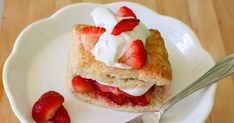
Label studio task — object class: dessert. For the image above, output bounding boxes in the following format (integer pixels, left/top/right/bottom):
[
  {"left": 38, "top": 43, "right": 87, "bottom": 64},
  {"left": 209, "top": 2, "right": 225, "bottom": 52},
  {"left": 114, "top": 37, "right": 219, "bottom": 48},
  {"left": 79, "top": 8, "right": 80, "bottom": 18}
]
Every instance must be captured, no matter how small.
[{"left": 66, "top": 6, "right": 172, "bottom": 112}]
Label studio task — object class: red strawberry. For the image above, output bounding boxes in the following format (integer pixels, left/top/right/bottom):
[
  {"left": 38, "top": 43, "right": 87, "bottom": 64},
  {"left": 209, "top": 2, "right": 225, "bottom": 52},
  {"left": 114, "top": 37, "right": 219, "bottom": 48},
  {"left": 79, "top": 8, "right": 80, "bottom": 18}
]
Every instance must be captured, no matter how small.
[
  {"left": 72, "top": 76, "right": 96, "bottom": 93},
  {"left": 94, "top": 82, "right": 121, "bottom": 95},
  {"left": 111, "top": 18, "right": 140, "bottom": 35},
  {"left": 95, "top": 83, "right": 138, "bottom": 98},
  {"left": 118, "top": 40, "right": 147, "bottom": 69},
  {"left": 130, "top": 94, "right": 149, "bottom": 106},
  {"left": 102, "top": 92, "right": 126, "bottom": 105},
  {"left": 32, "top": 91, "right": 64, "bottom": 123},
  {"left": 80, "top": 26, "right": 106, "bottom": 51},
  {"left": 94, "top": 82, "right": 126, "bottom": 105},
  {"left": 130, "top": 86, "right": 154, "bottom": 106},
  {"left": 116, "top": 6, "right": 137, "bottom": 18},
  {"left": 50, "top": 105, "right": 70, "bottom": 123}
]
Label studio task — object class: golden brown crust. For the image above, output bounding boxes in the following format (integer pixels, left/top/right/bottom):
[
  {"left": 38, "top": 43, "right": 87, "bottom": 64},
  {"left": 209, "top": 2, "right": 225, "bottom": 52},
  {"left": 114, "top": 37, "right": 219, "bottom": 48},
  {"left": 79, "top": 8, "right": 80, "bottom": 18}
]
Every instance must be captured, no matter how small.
[{"left": 67, "top": 24, "right": 172, "bottom": 89}]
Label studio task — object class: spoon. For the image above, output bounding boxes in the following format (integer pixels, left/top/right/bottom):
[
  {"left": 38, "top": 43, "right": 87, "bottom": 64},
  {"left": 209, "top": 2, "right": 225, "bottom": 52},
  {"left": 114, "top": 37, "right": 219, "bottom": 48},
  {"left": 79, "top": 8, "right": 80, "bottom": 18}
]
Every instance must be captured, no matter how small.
[{"left": 127, "top": 54, "right": 234, "bottom": 123}]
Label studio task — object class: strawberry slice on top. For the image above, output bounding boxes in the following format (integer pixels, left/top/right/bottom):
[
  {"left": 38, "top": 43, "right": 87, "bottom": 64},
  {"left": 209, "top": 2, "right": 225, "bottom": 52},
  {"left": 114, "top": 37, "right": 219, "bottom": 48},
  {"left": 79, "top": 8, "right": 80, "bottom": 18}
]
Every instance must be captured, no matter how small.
[
  {"left": 116, "top": 6, "right": 137, "bottom": 18},
  {"left": 80, "top": 26, "right": 106, "bottom": 51},
  {"left": 111, "top": 18, "right": 140, "bottom": 35},
  {"left": 118, "top": 39, "right": 147, "bottom": 69}
]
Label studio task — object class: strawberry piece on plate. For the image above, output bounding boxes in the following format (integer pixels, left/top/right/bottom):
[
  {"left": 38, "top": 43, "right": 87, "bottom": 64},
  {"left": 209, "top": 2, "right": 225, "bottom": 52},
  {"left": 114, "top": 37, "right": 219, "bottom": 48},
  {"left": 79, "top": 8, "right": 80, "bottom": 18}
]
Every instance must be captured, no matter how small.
[
  {"left": 111, "top": 18, "right": 140, "bottom": 35},
  {"left": 32, "top": 91, "right": 64, "bottom": 123},
  {"left": 72, "top": 76, "right": 96, "bottom": 93},
  {"left": 50, "top": 105, "right": 70, "bottom": 123},
  {"left": 116, "top": 6, "right": 137, "bottom": 18},
  {"left": 80, "top": 26, "right": 106, "bottom": 51},
  {"left": 118, "top": 40, "right": 147, "bottom": 69}
]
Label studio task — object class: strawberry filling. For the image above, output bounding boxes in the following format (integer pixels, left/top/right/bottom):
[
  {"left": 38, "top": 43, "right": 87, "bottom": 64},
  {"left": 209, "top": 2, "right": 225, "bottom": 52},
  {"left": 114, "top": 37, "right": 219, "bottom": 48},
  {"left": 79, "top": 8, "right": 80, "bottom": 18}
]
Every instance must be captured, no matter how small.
[{"left": 72, "top": 76, "right": 155, "bottom": 106}]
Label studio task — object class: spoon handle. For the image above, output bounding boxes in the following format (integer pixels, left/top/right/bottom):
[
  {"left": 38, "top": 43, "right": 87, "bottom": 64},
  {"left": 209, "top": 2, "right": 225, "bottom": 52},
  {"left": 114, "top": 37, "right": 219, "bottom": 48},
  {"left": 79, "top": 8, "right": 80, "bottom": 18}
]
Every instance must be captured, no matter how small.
[{"left": 160, "top": 54, "right": 234, "bottom": 116}]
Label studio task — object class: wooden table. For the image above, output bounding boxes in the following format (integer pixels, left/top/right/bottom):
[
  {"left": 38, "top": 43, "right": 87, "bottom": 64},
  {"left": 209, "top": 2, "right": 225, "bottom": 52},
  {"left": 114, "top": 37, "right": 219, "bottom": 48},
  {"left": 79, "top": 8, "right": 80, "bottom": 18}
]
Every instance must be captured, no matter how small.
[{"left": 0, "top": 0, "right": 233, "bottom": 122}]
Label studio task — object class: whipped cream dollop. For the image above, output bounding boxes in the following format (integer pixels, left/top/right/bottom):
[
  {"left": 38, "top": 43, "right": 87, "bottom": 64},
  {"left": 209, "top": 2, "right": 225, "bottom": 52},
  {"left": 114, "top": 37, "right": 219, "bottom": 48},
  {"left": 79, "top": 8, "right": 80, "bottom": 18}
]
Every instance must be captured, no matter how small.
[
  {"left": 96, "top": 80, "right": 154, "bottom": 96},
  {"left": 90, "top": 7, "right": 149, "bottom": 69}
]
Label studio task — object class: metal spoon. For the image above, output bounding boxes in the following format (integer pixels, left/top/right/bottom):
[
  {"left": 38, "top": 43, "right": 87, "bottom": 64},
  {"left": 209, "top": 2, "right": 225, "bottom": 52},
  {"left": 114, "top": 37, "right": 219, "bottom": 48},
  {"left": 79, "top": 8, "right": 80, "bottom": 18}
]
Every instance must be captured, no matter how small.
[{"left": 127, "top": 54, "right": 234, "bottom": 123}]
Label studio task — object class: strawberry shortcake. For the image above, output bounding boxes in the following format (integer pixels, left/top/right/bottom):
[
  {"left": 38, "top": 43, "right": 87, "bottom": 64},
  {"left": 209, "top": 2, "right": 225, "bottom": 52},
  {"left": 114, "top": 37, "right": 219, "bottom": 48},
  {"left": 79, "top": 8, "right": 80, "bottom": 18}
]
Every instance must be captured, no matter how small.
[{"left": 66, "top": 6, "right": 172, "bottom": 112}]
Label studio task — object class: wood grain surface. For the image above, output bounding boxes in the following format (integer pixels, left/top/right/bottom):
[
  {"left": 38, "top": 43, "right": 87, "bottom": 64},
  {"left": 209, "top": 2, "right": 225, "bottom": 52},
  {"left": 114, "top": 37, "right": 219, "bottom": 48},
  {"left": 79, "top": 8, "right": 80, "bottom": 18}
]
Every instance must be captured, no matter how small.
[{"left": 0, "top": 0, "right": 233, "bottom": 122}]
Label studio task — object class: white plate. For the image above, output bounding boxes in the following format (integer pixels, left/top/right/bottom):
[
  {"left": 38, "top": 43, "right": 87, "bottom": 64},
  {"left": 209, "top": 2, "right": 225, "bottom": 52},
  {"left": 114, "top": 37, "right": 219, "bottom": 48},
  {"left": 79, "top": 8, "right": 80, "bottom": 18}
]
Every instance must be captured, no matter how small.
[{"left": 3, "top": 2, "right": 216, "bottom": 123}]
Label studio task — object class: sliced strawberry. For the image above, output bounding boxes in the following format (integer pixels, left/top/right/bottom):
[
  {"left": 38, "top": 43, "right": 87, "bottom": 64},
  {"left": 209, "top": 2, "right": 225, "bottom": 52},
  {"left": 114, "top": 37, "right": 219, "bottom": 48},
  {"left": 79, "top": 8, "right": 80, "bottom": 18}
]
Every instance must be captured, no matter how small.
[
  {"left": 133, "top": 86, "right": 154, "bottom": 105},
  {"left": 32, "top": 91, "right": 64, "bottom": 123},
  {"left": 111, "top": 18, "right": 140, "bottom": 35},
  {"left": 116, "top": 6, "right": 137, "bottom": 18},
  {"left": 50, "top": 105, "right": 70, "bottom": 123},
  {"left": 94, "top": 82, "right": 126, "bottom": 105},
  {"left": 80, "top": 26, "right": 106, "bottom": 51},
  {"left": 94, "top": 82, "right": 121, "bottom": 95},
  {"left": 130, "top": 86, "right": 155, "bottom": 106},
  {"left": 130, "top": 94, "right": 149, "bottom": 106},
  {"left": 72, "top": 76, "right": 96, "bottom": 93},
  {"left": 118, "top": 40, "right": 147, "bottom": 69},
  {"left": 95, "top": 82, "right": 138, "bottom": 98},
  {"left": 102, "top": 92, "right": 126, "bottom": 105}
]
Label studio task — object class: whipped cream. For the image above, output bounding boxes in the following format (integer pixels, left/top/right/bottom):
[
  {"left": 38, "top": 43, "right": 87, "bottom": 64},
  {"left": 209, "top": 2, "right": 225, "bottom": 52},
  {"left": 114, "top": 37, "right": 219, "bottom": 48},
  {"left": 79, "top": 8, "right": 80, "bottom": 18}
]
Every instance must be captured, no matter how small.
[
  {"left": 90, "top": 7, "right": 149, "bottom": 69},
  {"left": 96, "top": 80, "right": 154, "bottom": 96}
]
